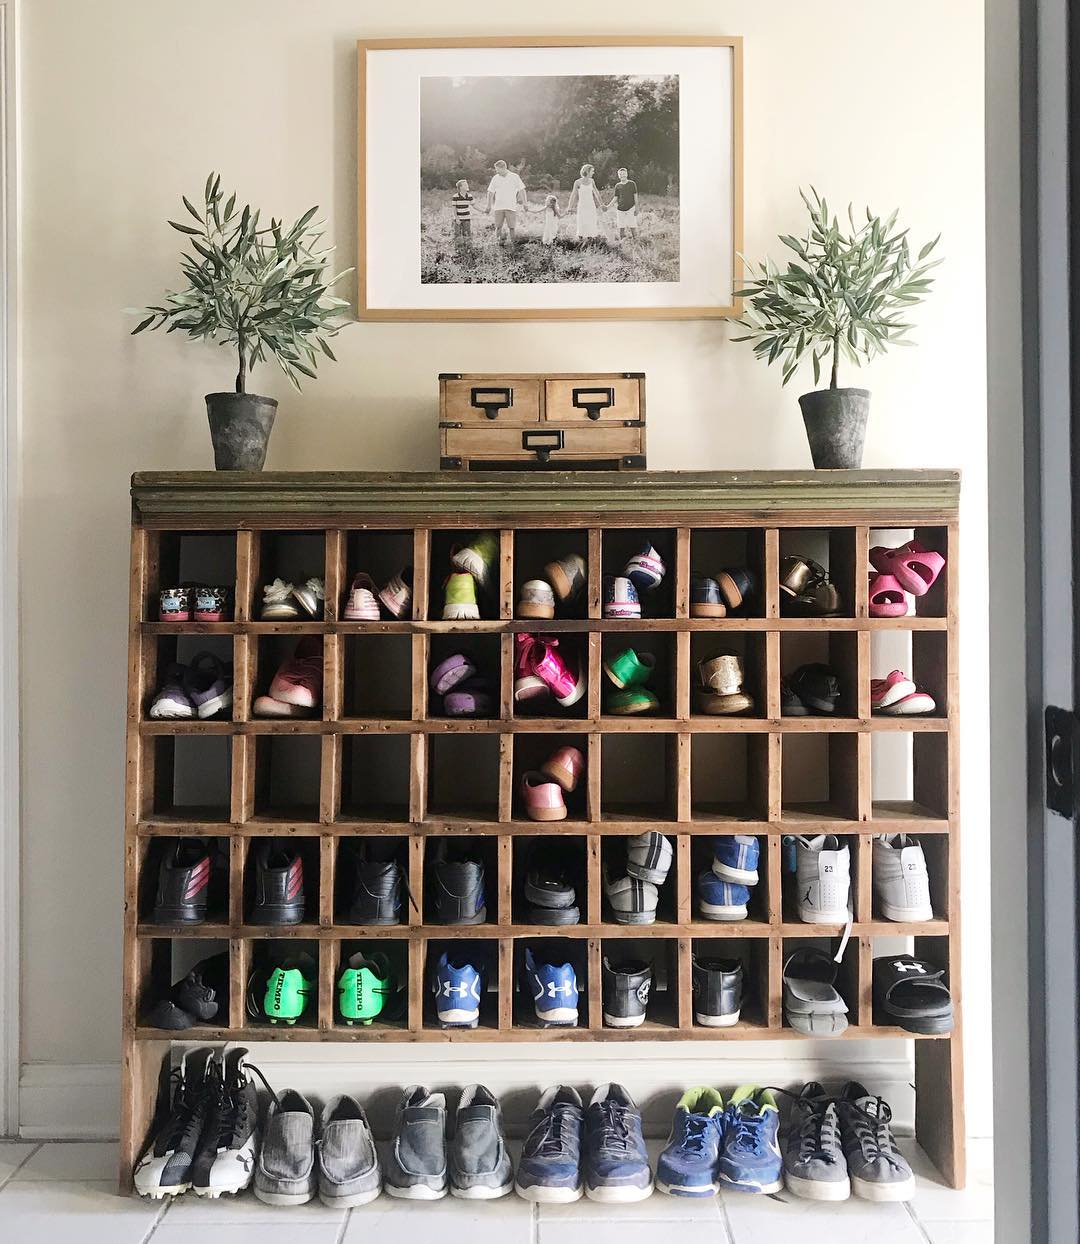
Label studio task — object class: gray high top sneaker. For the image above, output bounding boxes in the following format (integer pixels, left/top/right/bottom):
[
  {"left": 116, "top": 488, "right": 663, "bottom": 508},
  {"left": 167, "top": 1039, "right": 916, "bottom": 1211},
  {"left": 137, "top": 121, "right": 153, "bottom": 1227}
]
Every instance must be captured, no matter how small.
[
  {"left": 253, "top": 1088, "right": 317, "bottom": 1205},
  {"left": 449, "top": 1084, "right": 514, "bottom": 1199},
  {"left": 318, "top": 1094, "right": 382, "bottom": 1207},
  {"left": 385, "top": 1085, "right": 448, "bottom": 1199},
  {"left": 782, "top": 1082, "right": 850, "bottom": 1200}
]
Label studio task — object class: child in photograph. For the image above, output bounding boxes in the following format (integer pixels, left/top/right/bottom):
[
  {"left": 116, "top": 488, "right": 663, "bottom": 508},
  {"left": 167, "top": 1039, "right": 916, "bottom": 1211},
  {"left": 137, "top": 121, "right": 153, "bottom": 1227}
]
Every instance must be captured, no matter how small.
[
  {"left": 607, "top": 167, "right": 639, "bottom": 239},
  {"left": 540, "top": 194, "right": 562, "bottom": 245},
  {"left": 450, "top": 179, "right": 477, "bottom": 247}
]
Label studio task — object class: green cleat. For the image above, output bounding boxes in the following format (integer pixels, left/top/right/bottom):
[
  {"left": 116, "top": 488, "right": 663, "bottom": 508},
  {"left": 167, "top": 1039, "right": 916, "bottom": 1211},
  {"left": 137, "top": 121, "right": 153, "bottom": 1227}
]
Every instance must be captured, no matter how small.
[{"left": 337, "top": 951, "right": 393, "bottom": 1026}]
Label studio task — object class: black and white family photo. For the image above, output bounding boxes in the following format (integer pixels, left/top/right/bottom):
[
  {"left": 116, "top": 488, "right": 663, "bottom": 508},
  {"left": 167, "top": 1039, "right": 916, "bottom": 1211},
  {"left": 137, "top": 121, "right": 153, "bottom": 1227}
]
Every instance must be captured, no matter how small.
[{"left": 419, "top": 74, "right": 680, "bottom": 285}]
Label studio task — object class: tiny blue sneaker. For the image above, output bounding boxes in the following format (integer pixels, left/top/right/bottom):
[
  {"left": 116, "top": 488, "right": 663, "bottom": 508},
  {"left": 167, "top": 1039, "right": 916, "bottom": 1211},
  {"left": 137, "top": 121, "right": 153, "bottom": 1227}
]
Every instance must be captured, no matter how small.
[
  {"left": 718, "top": 1086, "right": 782, "bottom": 1194},
  {"left": 623, "top": 542, "right": 666, "bottom": 593},
  {"left": 432, "top": 953, "right": 482, "bottom": 1028},
  {"left": 525, "top": 948, "right": 579, "bottom": 1027},
  {"left": 583, "top": 1083, "right": 653, "bottom": 1202},
  {"left": 711, "top": 835, "right": 760, "bottom": 885},
  {"left": 602, "top": 575, "right": 642, "bottom": 620},
  {"left": 696, "top": 872, "right": 750, "bottom": 921},
  {"left": 515, "top": 1085, "right": 584, "bottom": 1203},
  {"left": 656, "top": 1087, "right": 725, "bottom": 1196}
]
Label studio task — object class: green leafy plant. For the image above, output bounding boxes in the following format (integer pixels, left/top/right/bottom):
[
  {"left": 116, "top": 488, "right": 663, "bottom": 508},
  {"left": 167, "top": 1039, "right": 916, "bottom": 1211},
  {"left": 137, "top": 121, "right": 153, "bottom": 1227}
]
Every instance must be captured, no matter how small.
[
  {"left": 731, "top": 188, "right": 941, "bottom": 389},
  {"left": 131, "top": 172, "right": 351, "bottom": 392}
]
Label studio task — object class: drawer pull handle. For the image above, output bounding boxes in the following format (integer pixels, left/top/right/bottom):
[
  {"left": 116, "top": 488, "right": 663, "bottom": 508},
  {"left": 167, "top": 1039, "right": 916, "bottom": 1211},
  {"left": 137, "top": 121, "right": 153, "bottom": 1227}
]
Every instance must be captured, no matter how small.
[
  {"left": 572, "top": 386, "right": 614, "bottom": 420},
  {"left": 522, "top": 429, "right": 564, "bottom": 463},
  {"left": 471, "top": 386, "right": 513, "bottom": 420}
]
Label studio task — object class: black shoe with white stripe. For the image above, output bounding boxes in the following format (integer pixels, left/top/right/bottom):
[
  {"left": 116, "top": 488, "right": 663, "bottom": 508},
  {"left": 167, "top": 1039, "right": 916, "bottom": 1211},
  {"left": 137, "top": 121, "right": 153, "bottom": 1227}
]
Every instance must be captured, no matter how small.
[
  {"left": 602, "top": 957, "right": 652, "bottom": 1028},
  {"left": 133, "top": 1047, "right": 217, "bottom": 1198}
]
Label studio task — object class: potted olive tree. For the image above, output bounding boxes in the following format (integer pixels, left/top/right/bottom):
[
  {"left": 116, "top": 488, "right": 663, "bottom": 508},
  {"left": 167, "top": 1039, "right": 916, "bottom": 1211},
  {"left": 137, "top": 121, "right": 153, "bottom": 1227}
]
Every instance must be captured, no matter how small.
[
  {"left": 131, "top": 173, "right": 351, "bottom": 470},
  {"left": 731, "top": 188, "right": 941, "bottom": 468}
]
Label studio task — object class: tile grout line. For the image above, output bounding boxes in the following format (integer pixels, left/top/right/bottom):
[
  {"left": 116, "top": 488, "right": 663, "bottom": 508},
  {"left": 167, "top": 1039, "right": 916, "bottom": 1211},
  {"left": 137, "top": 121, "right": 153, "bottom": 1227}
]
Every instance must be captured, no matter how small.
[
  {"left": 0, "top": 1142, "right": 42, "bottom": 1191},
  {"left": 334, "top": 1206, "right": 353, "bottom": 1244},
  {"left": 716, "top": 1190, "right": 738, "bottom": 1244},
  {"left": 904, "top": 1201, "right": 934, "bottom": 1244},
  {"left": 141, "top": 1190, "right": 174, "bottom": 1242},
  {"left": 531, "top": 1201, "right": 539, "bottom": 1243}
]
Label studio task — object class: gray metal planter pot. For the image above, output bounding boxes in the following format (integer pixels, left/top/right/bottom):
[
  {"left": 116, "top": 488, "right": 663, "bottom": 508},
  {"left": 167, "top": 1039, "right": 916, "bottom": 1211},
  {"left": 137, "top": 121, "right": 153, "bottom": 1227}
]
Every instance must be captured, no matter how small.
[
  {"left": 205, "top": 393, "right": 278, "bottom": 471},
  {"left": 798, "top": 388, "right": 870, "bottom": 469}
]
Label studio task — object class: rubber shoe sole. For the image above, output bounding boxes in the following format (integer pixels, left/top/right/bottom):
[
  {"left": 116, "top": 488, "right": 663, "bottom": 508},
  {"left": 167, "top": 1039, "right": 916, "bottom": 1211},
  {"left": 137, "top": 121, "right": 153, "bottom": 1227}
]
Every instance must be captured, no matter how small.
[
  {"left": 585, "top": 1180, "right": 654, "bottom": 1203},
  {"left": 784, "top": 1171, "right": 851, "bottom": 1201},
  {"left": 656, "top": 1178, "right": 719, "bottom": 1197},
  {"left": 515, "top": 1180, "right": 583, "bottom": 1203},
  {"left": 851, "top": 1172, "right": 916, "bottom": 1202}
]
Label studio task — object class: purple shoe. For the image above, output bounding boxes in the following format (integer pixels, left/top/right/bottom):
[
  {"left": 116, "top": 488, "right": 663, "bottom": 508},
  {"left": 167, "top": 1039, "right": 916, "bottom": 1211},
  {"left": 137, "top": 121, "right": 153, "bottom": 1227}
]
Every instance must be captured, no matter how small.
[
  {"left": 184, "top": 652, "right": 233, "bottom": 720},
  {"left": 430, "top": 652, "right": 476, "bottom": 696},
  {"left": 149, "top": 663, "right": 194, "bottom": 720},
  {"left": 444, "top": 677, "right": 496, "bottom": 718}
]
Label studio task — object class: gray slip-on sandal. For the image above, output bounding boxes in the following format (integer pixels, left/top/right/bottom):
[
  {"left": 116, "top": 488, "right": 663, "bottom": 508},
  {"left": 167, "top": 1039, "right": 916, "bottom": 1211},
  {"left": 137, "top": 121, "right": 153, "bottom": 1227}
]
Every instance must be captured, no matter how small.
[{"left": 784, "top": 947, "right": 848, "bottom": 1037}]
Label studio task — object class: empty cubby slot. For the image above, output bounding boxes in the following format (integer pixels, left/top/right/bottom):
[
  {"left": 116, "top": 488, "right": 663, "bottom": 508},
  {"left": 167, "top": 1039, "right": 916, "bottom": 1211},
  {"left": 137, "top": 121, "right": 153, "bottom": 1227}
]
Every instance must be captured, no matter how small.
[
  {"left": 513, "top": 936, "right": 589, "bottom": 1030},
  {"left": 780, "top": 833, "right": 857, "bottom": 926},
  {"left": 690, "top": 632, "right": 766, "bottom": 717},
  {"left": 514, "top": 733, "right": 589, "bottom": 823},
  {"left": 690, "top": 833, "right": 769, "bottom": 925},
  {"left": 691, "top": 733, "right": 770, "bottom": 822},
  {"left": 423, "top": 835, "right": 499, "bottom": 926},
  {"left": 601, "top": 528, "right": 678, "bottom": 618},
  {"left": 428, "top": 633, "right": 500, "bottom": 719},
  {"left": 871, "top": 733, "right": 949, "bottom": 822},
  {"left": 871, "top": 833, "right": 947, "bottom": 924},
  {"left": 870, "top": 934, "right": 951, "bottom": 1031},
  {"left": 601, "top": 734, "right": 678, "bottom": 822},
  {"left": 423, "top": 938, "right": 500, "bottom": 1031},
  {"left": 343, "top": 529, "right": 415, "bottom": 619},
  {"left": 689, "top": 529, "right": 767, "bottom": 617},
  {"left": 601, "top": 834, "right": 678, "bottom": 925},
  {"left": 601, "top": 937, "right": 679, "bottom": 1030},
  {"left": 252, "top": 635, "right": 324, "bottom": 718},
  {"left": 148, "top": 634, "right": 235, "bottom": 722},
  {"left": 428, "top": 529, "right": 500, "bottom": 621},
  {"left": 137, "top": 937, "right": 231, "bottom": 1030},
  {"left": 781, "top": 935, "right": 857, "bottom": 1033},
  {"left": 253, "top": 735, "right": 322, "bottom": 822},
  {"left": 247, "top": 939, "right": 321, "bottom": 1030},
  {"left": 149, "top": 735, "right": 233, "bottom": 821},
  {"left": 512, "top": 835, "right": 587, "bottom": 926},
  {"left": 253, "top": 531, "right": 327, "bottom": 619},
  {"left": 513, "top": 634, "right": 589, "bottom": 720},
  {"left": 778, "top": 528, "right": 855, "bottom": 617},
  {"left": 139, "top": 836, "right": 230, "bottom": 925},
  {"left": 514, "top": 528, "right": 590, "bottom": 620},
  {"left": 152, "top": 532, "right": 237, "bottom": 621},
  {"left": 339, "top": 735, "right": 411, "bottom": 822},
  {"left": 427, "top": 734, "right": 501, "bottom": 822},
  {"left": 869, "top": 526, "right": 949, "bottom": 619},
  {"left": 601, "top": 632, "right": 678, "bottom": 718},
  {"left": 343, "top": 634, "right": 412, "bottom": 719},
  {"left": 242, "top": 836, "right": 319, "bottom": 927},
  {"left": 780, "top": 734, "right": 860, "bottom": 822},
  {"left": 334, "top": 836, "right": 410, "bottom": 924},
  {"left": 780, "top": 631, "right": 859, "bottom": 719},
  {"left": 690, "top": 937, "right": 769, "bottom": 1030},
  {"left": 334, "top": 938, "right": 409, "bottom": 1030}
]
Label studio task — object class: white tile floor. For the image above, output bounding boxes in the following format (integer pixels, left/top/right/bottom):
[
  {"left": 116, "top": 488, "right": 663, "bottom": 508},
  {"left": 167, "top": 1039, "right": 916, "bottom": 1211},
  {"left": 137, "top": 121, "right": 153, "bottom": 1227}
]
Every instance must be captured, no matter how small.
[{"left": 0, "top": 1138, "right": 994, "bottom": 1243}]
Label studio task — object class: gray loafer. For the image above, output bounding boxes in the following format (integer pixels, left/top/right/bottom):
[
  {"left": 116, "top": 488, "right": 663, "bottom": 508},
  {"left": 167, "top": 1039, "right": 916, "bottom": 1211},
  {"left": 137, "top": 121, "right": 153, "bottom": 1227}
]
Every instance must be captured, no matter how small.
[
  {"left": 450, "top": 1085, "right": 513, "bottom": 1199},
  {"left": 318, "top": 1095, "right": 382, "bottom": 1207},
  {"left": 254, "top": 1089, "right": 317, "bottom": 1206},
  {"left": 384, "top": 1085, "right": 448, "bottom": 1199}
]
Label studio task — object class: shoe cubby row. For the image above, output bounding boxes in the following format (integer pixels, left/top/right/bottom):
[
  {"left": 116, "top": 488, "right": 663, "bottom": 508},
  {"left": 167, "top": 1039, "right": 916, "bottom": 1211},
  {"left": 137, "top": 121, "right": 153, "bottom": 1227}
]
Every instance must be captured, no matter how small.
[
  {"left": 133, "top": 728, "right": 954, "bottom": 827},
  {"left": 130, "top": 930, "right": 954, "bottom": 1041},
  {"left": 139, "top": 523, "right": 953, "bottom": 627}
]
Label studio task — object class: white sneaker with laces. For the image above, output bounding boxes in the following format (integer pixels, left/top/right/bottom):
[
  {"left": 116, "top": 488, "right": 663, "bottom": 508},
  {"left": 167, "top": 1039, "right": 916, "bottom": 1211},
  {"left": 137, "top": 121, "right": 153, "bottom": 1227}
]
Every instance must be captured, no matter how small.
[
  {"left": 795, "top": 835, "right": 851, "bottom": 923},
  {"left": 872, "top": 834, "right": 933, "bottom": 921}
]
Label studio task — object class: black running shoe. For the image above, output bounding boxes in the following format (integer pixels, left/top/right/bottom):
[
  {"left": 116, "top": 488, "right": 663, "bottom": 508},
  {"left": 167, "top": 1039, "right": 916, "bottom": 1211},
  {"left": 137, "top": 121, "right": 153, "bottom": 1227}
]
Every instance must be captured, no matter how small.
[
  {"left": 152, "top": 840, "right": 211, "bottom": 924},
  {"left": 602, "top": 956, "right": 652, "bottom": 1028},
  {"left": 174, "top": 952, "right": 229, "bottom": 1021},
  {"left": 133, "top": 1047, "right": 216, "bottom": 1198},
  {"left": 346, "top": 841, "right": 406, "bottom": 925},
  {"left": 524, "top": 845, "right": 578, "bottom": 909},
  {"left": 189, "top": 1048, "right": 263, "bottom": 1198},
  {"left": 431, "top": 842, "right": 486, "bottom": 925},
  {"left": 250, "top": 841, "right": 305, "bottom": 925}
]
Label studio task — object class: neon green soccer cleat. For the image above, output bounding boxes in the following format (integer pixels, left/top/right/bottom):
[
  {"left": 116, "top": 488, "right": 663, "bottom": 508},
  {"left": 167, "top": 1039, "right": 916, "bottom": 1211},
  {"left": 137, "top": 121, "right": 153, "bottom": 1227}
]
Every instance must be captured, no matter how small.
[
  {"left": 261, "top": 954, "right": 315, "bottom": 1025},
  {"left": 337, "top": 951, "right": 393, "bottom": 1026}
]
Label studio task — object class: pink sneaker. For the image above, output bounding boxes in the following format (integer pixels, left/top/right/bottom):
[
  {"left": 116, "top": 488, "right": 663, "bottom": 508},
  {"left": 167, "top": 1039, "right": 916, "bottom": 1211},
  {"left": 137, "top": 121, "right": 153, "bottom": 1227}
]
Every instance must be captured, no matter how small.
[
  {"left": 529, "top": 636, "right": 586, "bottom": 708},
  {"left": 540, "top": 746, "right": 585, "bottom": 793},
  {"left": 520, "top": 771, "right": 568, "bottom": 822},
  {"left": 871, "top": 670, "right": 916, "bottom": 710},
  {"left": 342, "top": 572, "right": 380, "bottom": 621},
  {"left": 514, "top": 634, "right": 550, "bottom": 703},
  {"left": 256, "top": 637, "right": 323, "bottom": 713}
]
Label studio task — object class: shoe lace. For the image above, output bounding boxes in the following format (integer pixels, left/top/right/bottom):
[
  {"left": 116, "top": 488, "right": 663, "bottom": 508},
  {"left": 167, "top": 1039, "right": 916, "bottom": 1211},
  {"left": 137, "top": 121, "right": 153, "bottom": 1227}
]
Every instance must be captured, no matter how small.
[
  {"left": 727, "top": 1104, "right": 768, "bottom": 1155},
  {"left": 165, "top": 1063, "right": 214, "bottom": 1149},
  {"left": 677, "top": 1113, "right": 716, "bottom": 1155},
  {"left": 596, "top": 1102, "right": 636, "bottom": 1156},
  {"left": 849, "top": 1096, "right": 905, "bottom": 1170},
  {"left": 532, "top": 1104, "right": 577, "bottom": 1157},
  {"left": 794, "top": 1099, "right": 841, "bottom": 1164}
]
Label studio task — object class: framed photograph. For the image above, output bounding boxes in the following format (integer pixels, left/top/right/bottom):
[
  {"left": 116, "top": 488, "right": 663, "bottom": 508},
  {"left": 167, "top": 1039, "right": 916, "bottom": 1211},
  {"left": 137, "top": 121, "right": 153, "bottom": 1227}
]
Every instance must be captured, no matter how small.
[{"left": 357, "top": 36, "right": 743, "bottom": 320}]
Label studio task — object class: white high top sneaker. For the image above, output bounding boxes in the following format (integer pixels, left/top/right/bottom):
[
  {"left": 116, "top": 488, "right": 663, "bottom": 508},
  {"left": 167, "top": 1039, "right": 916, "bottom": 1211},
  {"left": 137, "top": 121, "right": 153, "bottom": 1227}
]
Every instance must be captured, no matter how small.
[
  {"left": 872, "top": 834, "right": 933, "bottom": 921},
  {"left": 795, "top": 835, "right": 851, "bottom": 923}
]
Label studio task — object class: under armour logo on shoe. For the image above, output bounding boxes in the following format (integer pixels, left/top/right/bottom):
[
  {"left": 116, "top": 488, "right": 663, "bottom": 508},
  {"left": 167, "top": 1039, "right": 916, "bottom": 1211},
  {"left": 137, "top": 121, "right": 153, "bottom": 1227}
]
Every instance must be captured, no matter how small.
[
  {"left": 441, "top": 981, "right": 469, "bottom": 996},
  {"left": 893, "top": 960, "right": 926, "bottom": 974},
  {"left": 547, "top": 981, "right": 575, "bottom": 998}
]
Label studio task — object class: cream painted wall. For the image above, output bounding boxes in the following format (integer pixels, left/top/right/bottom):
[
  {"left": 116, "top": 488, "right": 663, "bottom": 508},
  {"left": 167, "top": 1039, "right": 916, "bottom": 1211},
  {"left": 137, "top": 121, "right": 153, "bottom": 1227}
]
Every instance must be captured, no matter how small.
[{"left": 18, "top": 1, "right": 990, "bottom": 1134}]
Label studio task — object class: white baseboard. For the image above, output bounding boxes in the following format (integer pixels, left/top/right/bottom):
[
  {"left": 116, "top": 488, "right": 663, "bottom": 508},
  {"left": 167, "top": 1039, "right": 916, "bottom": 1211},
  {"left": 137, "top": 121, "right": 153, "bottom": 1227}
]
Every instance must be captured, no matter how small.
[{"left": 19, "top": 1044, "right": 918, "bottom": 1140}]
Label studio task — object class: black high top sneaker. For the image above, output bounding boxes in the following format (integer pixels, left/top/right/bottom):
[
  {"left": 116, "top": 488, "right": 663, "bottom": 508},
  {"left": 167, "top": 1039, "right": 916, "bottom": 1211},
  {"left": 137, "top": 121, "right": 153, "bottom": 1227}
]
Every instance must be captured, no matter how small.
[
  {"left": 153, "top": 840, "right": 211, "bottom": 924},
  {"left": 347, "top": 841, "right": 405, "bottom": 925},
  {"left": 190, "top": 1047, "right": 263, "bottom": 1198},
  {"left": 601, "top": 957, "right": 652, "bottom": 1028},
  {"left": 250, "top": 842, "right": 305, "bottom": 925},
  {"left": 431, "top": 841, "right": 486, "bottom": 925},
  {"left": 691, "top": 955, "right": 744, "bottom": 1028},
  {"left": 133, "top": 1047, "right": 217, "bottom": 1198}
]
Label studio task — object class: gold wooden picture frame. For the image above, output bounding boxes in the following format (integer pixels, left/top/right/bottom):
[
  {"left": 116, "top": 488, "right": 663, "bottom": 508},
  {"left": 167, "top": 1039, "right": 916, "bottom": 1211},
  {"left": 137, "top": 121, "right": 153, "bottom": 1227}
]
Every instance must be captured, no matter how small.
[{"left": 357, "top": 36, "right": 743, "bottom": 321}]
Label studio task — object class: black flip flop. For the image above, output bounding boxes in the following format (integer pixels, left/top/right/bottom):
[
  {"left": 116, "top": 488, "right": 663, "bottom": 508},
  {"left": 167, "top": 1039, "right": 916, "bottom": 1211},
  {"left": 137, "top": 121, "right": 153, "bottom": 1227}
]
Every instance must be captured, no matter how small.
[{"left": 873, "top": 954, "right": 953, "bottom": 1034}]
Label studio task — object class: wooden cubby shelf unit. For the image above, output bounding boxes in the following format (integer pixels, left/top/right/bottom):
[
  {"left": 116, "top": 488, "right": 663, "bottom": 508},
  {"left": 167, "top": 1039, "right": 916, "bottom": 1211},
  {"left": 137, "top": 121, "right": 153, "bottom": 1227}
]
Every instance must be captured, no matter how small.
[{"left": 122, "top": 470, "right": 963, "bottom": 1189}]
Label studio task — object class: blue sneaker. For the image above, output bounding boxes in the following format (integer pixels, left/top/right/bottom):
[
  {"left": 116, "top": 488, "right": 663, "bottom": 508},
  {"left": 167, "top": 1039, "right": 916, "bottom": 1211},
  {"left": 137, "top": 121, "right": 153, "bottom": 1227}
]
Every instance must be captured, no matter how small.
[
  {"left": 583, "top": 1084, "right": 652, "bottom": 1202},
  {"left": 696, "top": 871, "right": 750, "bottom": 921},
  {"left": 525, "top": 948, "right": 579, "bottom": 1027},
  {"left": 712, "top": 835, "right": 760, "bottom": 885},
  {"left": 656, "top": 1087, "right": 725, "bottom": 1196},
  {"left": 602, "top": 575, "right": 641, "bottom": 620},
  {"left": 718, "top": 1086, "right": 782, "bottom": 1194},
  {"left": 515, "top": 1085, "right": 584, "bottom": 1203},
  {"left": 432, "top": 953, "right": 481, "bottom": 1028}
]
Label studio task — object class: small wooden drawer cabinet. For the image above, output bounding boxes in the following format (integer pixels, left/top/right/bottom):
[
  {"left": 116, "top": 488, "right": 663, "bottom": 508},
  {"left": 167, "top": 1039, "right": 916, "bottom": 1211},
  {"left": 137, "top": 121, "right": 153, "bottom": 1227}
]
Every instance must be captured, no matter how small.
[
  {"left": 120, "top": 470, "right": 964, "bottom": 1192},
  {"left": 439, "top": 372, "right": 646, "bottom": 470}
]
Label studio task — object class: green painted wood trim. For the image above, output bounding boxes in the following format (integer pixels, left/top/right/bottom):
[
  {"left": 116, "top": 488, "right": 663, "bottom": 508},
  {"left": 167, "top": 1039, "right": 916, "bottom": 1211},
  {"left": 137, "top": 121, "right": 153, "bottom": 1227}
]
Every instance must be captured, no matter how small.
[{"left": 131, "top": 469, "right": 960, "bottom": 520}]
